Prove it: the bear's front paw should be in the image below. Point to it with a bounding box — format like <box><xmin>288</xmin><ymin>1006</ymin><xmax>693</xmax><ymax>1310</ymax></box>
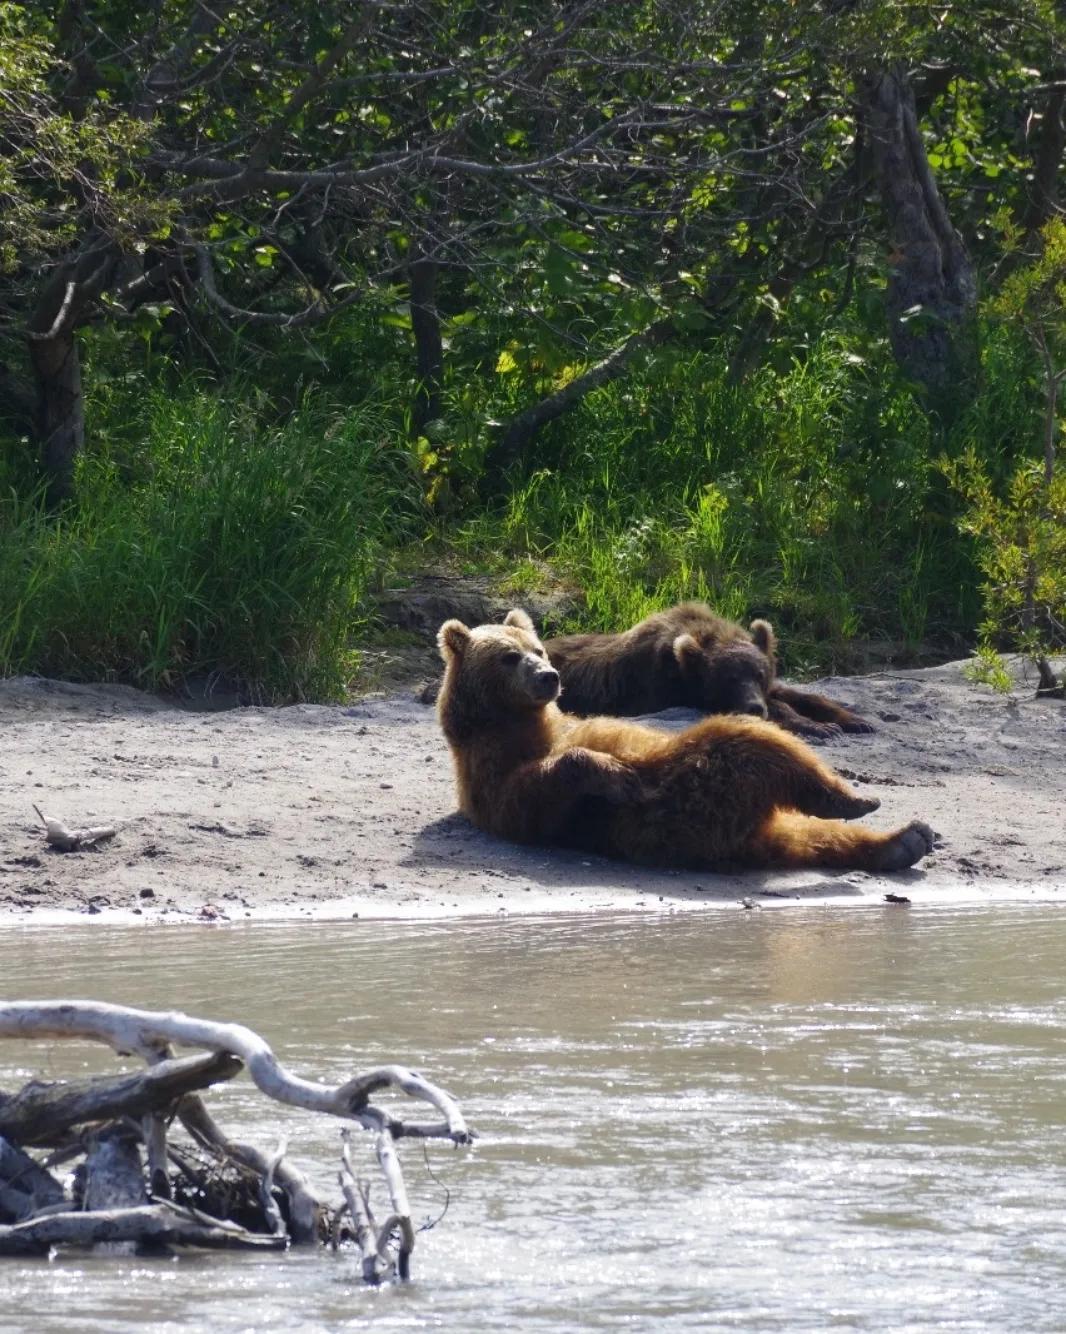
<box><xmin>797</xmin><ymin>720</ymin><xmax>844</xmax><ymax>743</ymax></box>
<box><xmin>590</xmin><ymin>755</ymin><xmax>645</xmax><ymax>803</ymax></box>
<box><xmin>557</xmin><ymin>748</ymin><xmax>645</xmax><ymax>802</ymax></box>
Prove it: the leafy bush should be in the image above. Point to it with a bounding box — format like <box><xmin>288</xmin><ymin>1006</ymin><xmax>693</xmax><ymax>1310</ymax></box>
<box><xmin>943</xmin><ymin>220</ymin><xmax>1066</xmax><ymax>694</ymax></box>
<box><xmin>943</xmin><ymin>451</ymin><xmax>1066</xmax><ymax>652</ymax></box>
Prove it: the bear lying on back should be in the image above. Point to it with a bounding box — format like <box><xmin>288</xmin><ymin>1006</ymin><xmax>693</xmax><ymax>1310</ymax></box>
<box><xmin>544</xmin><ymin>603</ymin><xmax>873</xmax><ymax>739</ymax></box>
<box><xmin>436</xmin><ymin>609</ymin><xmax>933</xmax><ymax>872</ymax></box>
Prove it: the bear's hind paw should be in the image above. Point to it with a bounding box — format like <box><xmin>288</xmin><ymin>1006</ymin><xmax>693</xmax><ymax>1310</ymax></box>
<box><xmin>878</xmin><ymin>820</ymin><xmax>936</xmax><ymax>871</ymax></box>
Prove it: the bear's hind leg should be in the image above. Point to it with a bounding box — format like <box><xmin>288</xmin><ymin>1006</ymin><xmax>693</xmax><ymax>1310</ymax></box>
<box><xmin>741</xmin><ymin>724</ymin><xmax>880</xmax><ymax>821</ymax></box>
<box><xmin>746</xmin><ymin>811</ymin><xmax>935</xmax><ymax>871</ymax></box>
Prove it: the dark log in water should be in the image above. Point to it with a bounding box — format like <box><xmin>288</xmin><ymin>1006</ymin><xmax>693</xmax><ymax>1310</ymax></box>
<box><xmin>0</xmin><ymin>1135</ymin><xmax>65</xmax><ymax>1222</ymax></box>
<box><xmin>0</xmin><ymin>1051</ymin><xmax>241</xmax><ymax>1146</ymax></box>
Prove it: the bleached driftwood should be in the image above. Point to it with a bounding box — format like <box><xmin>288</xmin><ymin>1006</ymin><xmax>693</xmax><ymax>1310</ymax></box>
<box><xmin>32</xmin><ymin>806</ymin><xmax>117</xmax><ymax>852</ymax></box>
<box><xmin>337</xmin><ymin>1129</ymin><xmax>385</xmax><ymax>1282</ymax></box>
<box><xmin>0</xmin><ymin>1001</ymin><xmax>471</xmax><ymax>1276</ymax></box>
<box><xmin>258</xmin><ymin>1139</ymin><xmax>288</xmax><ymax>1238</ymax></box>
<box><xmin>83</xmin><ymin>1131</ymin><xmax>146</xmax><ymax>1212</ymax></box>
<box><xmin>0</xmin><ymin>1003</ymin><xmax>469</xmax><ymax>1142</ymax></box>
<box><xmin>143</xmin><ymin>1112</ymin><xmax>171</xmax><ymax>1199</ymax></box>
<box><xmin>0</xmin><ymin>1202</ymin><xmax>288</xmax><ymax>1256</ymax></box>
<box><xmin>331</xmin><ymin>1126</ymin><xmax>416</xmax><ymax>1283</ymax></box>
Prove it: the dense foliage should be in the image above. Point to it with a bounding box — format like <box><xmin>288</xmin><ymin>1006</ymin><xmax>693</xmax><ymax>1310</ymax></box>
<box><xmin>0</xmin><ymin>2</ymin><xmax>1064</xmax><ymax>697</ymax></box>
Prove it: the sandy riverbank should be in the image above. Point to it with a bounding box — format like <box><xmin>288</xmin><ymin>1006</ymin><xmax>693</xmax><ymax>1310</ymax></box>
<box><xmin>0</xmin><ymin>658</ymin><xmax>1063</xmax><ymax>925</ymax></box>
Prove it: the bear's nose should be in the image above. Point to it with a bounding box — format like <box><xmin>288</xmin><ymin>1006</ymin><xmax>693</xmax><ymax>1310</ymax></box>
<box><xmin>738</xmin><ymin>697</ymin><xmax>768</xmax><ymax>718</ymax></box>
<box><xmin>534</xmin><ymin>667</ymin><xmax>560</xmax><ymax>698</ymax></box>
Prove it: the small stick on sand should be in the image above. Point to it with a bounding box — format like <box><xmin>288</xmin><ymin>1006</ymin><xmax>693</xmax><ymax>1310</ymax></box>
<box><xmin>32</xmin><ymin>805</ymin><xmax>117</xmax><ymax>851</ymax></box>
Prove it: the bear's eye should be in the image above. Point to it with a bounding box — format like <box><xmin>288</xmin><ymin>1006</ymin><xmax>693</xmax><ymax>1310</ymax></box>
<box><xmin>501</xmin><ymin>650</ymin><xmax>521</xmax><ymax>666</ymax></box>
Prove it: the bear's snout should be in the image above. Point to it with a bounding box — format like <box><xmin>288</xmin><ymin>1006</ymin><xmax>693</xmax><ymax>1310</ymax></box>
<box><xmin>531</xmin><ymin>666</ymin><xmax>561</xmax><ymax>700</ymax></box>
<box><xmin>737</xmin><ymin>696</ymin><xmax>768</xmax><ymax>718</ymax></box>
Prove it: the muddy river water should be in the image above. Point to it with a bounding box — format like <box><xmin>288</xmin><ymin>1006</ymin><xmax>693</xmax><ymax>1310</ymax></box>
<box><xmin>1</xmin><ymin>903</ymin><xmax>1064</xmax><ymax>1332</ymax></box>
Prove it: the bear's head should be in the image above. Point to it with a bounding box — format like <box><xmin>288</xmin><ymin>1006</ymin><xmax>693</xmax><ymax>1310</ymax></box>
<box><xmin>437</xmin><ymin>608</ymin><xmax>561</xmax><ymax>725</ymax></box>
<box><xmin>671</xmin><ymin>618</ymin><xmax>776</xmax><ymax>718</ymax></box>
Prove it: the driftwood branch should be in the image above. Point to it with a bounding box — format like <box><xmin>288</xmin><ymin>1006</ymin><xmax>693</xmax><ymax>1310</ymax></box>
<box><xmin>375</xmin><ymin>1127</ymin><xmax>415</xmax><ymax>1280</ymax></box>
<box><xmin>338</xmin><ymin>1130</ymin><xmax>385</xmax><ymax>1282</ymax></box>
<box><xmin>259</xmin><ymin>1139</ymin><xmax>288</xmax><ymax>1238</ymax></box>
<box><xmin>336</xmin><ymin>1127</ymin><xmax>414</xmax><ymax>1284</ymax></box>
<box><xmin>32</xmin><ymin>805</ymin><xmax>117</xmax><ymax>852</ymax></box>
<box><xmin>0</xmin><ymin>1002</ymin><xmax>470</xmax><ymax>1143</ymax></box>
<box><xmin>81</xmin><ymin>1130</ymin><xmax>146</xmax><ymax>1254</ymax></box>
<box><xmin>143</xmin><ymin>1112</ymin><xmax>171</xmax><ymax>1199</ymax></box>
<box><xmin>176</xmin><ymin>1092</ymin><xmax>322</xmax><ymax>1243</ymax></box>
<box><xmin>0</xmin><ymin>1202</ymin><xmax>288</xmax><ymax>1257</ymax></box>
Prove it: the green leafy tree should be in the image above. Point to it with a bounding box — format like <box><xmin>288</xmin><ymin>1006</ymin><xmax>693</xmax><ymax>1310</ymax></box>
<box><xmin>945</xmin><ymin>217</ymin><xmax>1066</xmax><ymax>697</ymax></box>
<box><xmin>2</xmin><ymin>0</ymin><xmax>1065</xmax><ymax>503</ymax></box>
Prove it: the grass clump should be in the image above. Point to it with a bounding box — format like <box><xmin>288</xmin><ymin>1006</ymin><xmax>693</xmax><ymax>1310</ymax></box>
<box><xmin>0</xmin><ymin>388</ymin><xmax>418</xmax><ymax>700</ymax></box>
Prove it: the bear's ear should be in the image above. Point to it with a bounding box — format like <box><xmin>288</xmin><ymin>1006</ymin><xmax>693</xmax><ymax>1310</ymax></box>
<box><xmin>503</xmin><ymin>608</ymin><xmax>536</xmax><ymax>633</ymax></box>
<box><xmin>672</xmin><ymin>632</ymin><xmax>701</xmax><ymax>669</ymax></box>
<box><xmin>750</xmin><ymin>618</ymin><xmax>776</xmax><ymax>657</ymax></box>
<box><xmin>438</xmin><ymin>619</ymin><xmax>472</xmax><ymax>663</ymax></box>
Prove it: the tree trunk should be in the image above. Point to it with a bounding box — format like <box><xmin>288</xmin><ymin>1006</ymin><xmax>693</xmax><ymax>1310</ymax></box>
<box><xmin>28</xmin><ymin>329</ymin><xmax>85</xmax><ymax>504</ymax></box>
<box><xmin>484</xmin><ymin>316</ymin><xmax>675</xmax><ymax>482</ymax></box>
<box><xmin>26</xmin><ymin>238</ymin><xmax>117</xmax><ymax>503</ymax></box>
<box><xmin>409</xmin><ymin>249</ymin><xmax>443</xmax><ymax>437</ymax></box>
<box><xmin>863</xmin><ymin>68</ymin><xmax>978</xmax><ymax>407</ymax></box>
<box><xmin>1022</xmin><ymin>84</ymin><xmax>1066</xmax><ymax>235</ymax></box>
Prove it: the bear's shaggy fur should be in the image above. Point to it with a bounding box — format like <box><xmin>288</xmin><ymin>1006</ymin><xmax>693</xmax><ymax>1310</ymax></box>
<box><xmin>544</xmin><ymin>602</ymin><xmax>873</xmax><ymax>739</ymax></box>
<box><xmin>436</xmin><ymin>609</ymin><xmax>933</xmax><ymax>872</ymax></box>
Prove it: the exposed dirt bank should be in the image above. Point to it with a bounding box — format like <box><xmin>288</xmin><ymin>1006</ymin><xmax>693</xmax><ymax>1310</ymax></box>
<box><xmin>0</xmin><ymin>659</ymin><xmax>1063</xmax><ymax>924</ymax></box>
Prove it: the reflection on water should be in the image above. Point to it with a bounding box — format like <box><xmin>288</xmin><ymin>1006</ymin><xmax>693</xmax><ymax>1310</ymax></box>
<box><xmin>1</xmin><ymin>904</ymin><xmax>1065</xmax><ymax>1332</ymax></box>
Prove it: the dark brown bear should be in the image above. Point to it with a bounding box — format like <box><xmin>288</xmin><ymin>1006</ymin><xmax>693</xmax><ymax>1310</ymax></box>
<box><xmin>436</xmin><ymin>609</ymin><xmax>933</xmax><ymax>872</ymax></box>
<box><xmin>544</xmin><ymin>602</ymin><xmax>873</xmax><ymax>740</ymax></box>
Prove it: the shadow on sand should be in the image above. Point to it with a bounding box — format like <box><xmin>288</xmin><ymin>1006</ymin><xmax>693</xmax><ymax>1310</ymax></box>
<box><xmin>403</xmin><ymin>812</ymin><xmax>928</xmax><ymax>907</ymax></box>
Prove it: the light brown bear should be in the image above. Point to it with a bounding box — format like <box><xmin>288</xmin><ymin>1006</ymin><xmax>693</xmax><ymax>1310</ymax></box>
<box><xmin>436</xmin><ymin>609</ymin><xmax>934</xmax><ymax>872</ymax></box>
<box><xmin>544</xmin><ymin>602</ymin><xmax>873</xmax><ymax>740</ymax></box>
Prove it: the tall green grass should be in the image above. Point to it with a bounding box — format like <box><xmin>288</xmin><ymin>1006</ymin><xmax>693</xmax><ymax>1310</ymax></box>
<box><xmin>0</xmin><ymin>388</ymin><xmax>419</xmax><ymax>700</ymax></box>
<box><xmin>441</xmin><ymin>327</ymin><xmax>1039</xmax><ymax>671</ymax></box>
<box><xmin>0</xmin><ymin>315</ymin><xmax>1043</xmax><ymax>697</ymax></box>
